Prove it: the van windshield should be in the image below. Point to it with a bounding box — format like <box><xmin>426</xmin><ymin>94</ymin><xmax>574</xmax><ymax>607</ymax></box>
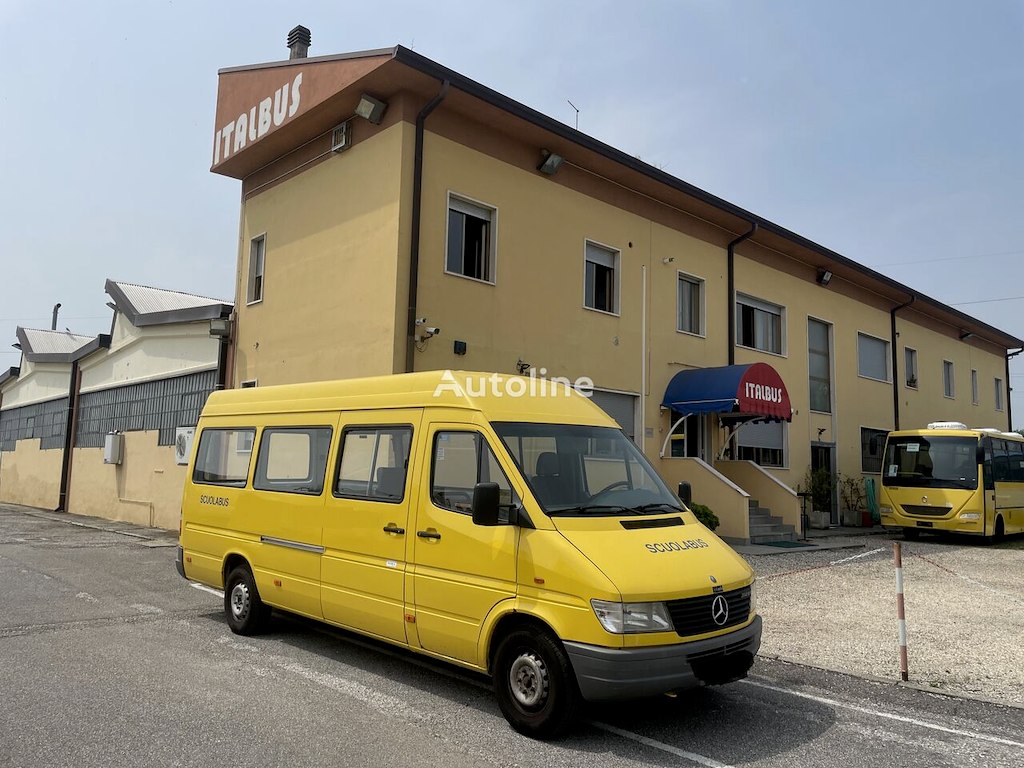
<box><xmin>493</xmin><ymin>422</ymin><xmax>682</xmax><ymax>516</ymax></box>
<box><xmin>882</xmin><ymin>435</ymin><xmax>978</xmax><ymax>490</ymax></box>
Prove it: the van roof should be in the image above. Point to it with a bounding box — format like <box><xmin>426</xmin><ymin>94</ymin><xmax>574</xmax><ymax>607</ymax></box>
<box><xmin>201</xmin><ymin>370</ymin><xmax>618</xmax><ymax>427</ymax></box>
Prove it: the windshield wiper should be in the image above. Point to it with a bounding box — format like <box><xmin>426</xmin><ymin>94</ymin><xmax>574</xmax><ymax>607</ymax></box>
<box><xmin>631</xmin><ymin>503</ymin><xmax>685</xmax><ymax>515</ymax></box>
<box><xmin>548</xmin><ymin>504</ymin><xmax>631</xmax><ymax>516</ymax></box>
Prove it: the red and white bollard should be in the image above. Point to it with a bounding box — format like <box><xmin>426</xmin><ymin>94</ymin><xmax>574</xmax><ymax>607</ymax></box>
<box><xmin>894</xmin><ymin>541</ymin><xmax>909</xmax><ymax>682</ymax></box>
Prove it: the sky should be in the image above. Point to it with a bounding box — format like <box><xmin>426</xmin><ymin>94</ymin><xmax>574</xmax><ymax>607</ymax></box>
<box><xmin>1</xmin><ymin>1</ymin><xmax>1022</xmax><ymax>422</ymax></box>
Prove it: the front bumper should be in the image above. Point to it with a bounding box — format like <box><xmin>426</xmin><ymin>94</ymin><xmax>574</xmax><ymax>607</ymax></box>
<box><xmin>564</xmin><ymin>615</ymin><xmax>762</xmax><ymax>701</ymax></box>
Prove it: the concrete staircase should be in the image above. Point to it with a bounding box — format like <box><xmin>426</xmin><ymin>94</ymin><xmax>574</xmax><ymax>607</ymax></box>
<box><xmin>748</xmin><ymin>498</ymin><xmax>797</xmax><ymax>544</ymax></box>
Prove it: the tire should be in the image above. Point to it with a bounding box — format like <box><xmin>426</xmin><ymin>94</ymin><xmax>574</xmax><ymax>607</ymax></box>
<box><xmin>492</xmin><ymin>627</ymin><xmax>580</xmax><ymax>739</ymax></box>
<box><xmin>224</xmin><ymin>565</ymin><xmax>271</xmax><ymax>635</ymax></box>
<box><xmin>902</xmin><ymin>527</ymin><xmax>919</xmax><ymax>541</ymax></box>
<box><xmin>993</xmin><ymin>516</ymin><xmax>1005</xmax><ymax>544</ymax></box>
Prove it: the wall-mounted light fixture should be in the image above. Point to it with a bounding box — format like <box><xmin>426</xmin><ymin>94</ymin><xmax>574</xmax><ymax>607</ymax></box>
<box><xmin>959</xmin><ymin>331</ymin><xmax>976</xmax><ymax>341</ymax></box>
<box><xmin>537</xmin><ymin>149</ymin><xmax>564</xmax><ymax>175</ymax></box>
<box><xmin>355</xmin><ymin>94</ymin><xmax>387</xmax><ymax>124</ymax></box>
<box><xmin>662</xmin><ymin>257</ymin><xmax>675</xmax><ymax>264</ymax></box>
<box><xmin>516</xmin><ymin>359</ymin><xmax>531</xmax><ymax>374</ymax></box>
<box><xmin>816</xmin><ymin>268</ymin><xmax>833</xmax><ymax>287</ymax></box>
<box><xmin>209</xmin><ymin>318</ymin><xmax>233</xmax><ymax>338</ymax></box>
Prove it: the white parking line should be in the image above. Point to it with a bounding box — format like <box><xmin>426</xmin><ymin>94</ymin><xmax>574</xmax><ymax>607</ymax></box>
<box><xmin>593</xmin><ymin>722</ymin><xmax>734</xmax><ymax>767</ymax></box>
<box><xmin>830</xmin><ymin>547</ymin><xmax>885</xmax><ymax>566</ymax></box>
<box><xmin>742</xmin><ymin>679</ymin><xmax>1024</xmax><ymax>748</ymax></box>
<box><xmin>189</xmin><ymin>582</ymin><xmax>224</xmax><ymax>598</ymax></box>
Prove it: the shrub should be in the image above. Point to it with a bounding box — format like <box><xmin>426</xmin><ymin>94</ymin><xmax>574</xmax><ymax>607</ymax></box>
<box><xmin>690</xmin><ymin>502</ymin><xmax>719</xmax><ymax>530</ymax></box>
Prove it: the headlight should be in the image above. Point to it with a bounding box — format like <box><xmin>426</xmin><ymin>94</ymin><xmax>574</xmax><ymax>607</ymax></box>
<box><xmin>749</xmin><ymin>580</ymin><xmax>758</xmax><ymax>615</ymax></box>
<box><xmin>880</xmin><ymin>505</ymin><xmax>893</xmax><ymax>516</ymax></box>
<box><xmin>959</xmin><ymin>512</ymin><xmax>980</xmax><ymax>520</ymax></box>
<box><xmin>591</xmin><ymin>599</ymin><xmax>673</xmax><ymax>634</ymax></box>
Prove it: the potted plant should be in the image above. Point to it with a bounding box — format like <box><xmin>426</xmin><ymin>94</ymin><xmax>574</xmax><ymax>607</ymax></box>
<box><xmin>801</xmin><ymin>468</ymin><xmax>834</xmax><ymax>529</ymax></box>
<box><xmin>838</xmin><ymin>474</ymin><xmax>868</xmax><ymax>527</ymax></box>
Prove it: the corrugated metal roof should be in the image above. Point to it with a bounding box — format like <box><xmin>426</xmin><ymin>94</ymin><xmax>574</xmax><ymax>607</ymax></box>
<box><xmin>111</xmin><ymin>281</ymin><xmax>229</xmax><ymax>315</ymax></box>
<box><xmin>20</xmin><ymin>328</ymin><xmax>94</xmax><ymax>356</ymax></box>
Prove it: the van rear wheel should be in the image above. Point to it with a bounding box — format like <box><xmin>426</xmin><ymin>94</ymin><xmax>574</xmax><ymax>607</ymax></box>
<box><xmin>224</xmin><ymin>565</ymin><xmax>271</xmax><ymax>635</ymax></box>
<box><xmin>493</xmin><ymin>627</ymin><xmax>579</xmax><ymax>739</ymax></box>
<box><xmin>902</xmin><ymin>527</ymin><xmax>919</xmax><ymax>541</ymax></box>
<box><xmin>992</xmin><ymin>516</ymin><xmax>1005</xmax><ymax>544</ymax></box>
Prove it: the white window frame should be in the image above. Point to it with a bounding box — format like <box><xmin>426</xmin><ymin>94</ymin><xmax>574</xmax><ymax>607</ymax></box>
<box><xmin>857</xmin><ymin>332</ymin><xmax>891</xmax><ymax>383</ymax></box>
<box><xmin>246</xmin><ymin>233</ymin><xmax>266</xmax><ymax>305</ymax></box>
<box><xmin>904</xmin><ymin>347</ymin><xmax>918</xmax><ymax>389</ymax></box>
<box><xmin>583</xmin><ymin>239</ymin><xmax>621</xmax><ymax>316</ymax></box>
<box><xmin>971</xmin><ymin>369</ymin><xmax>979</xmax><ymax>405</ymax></box>
<box><xmin>943</xmin><ymin>360</ymin><xmax>955</xmax><ymax>399</ymax></box>
<box><xmin>444</xmin><ymin>192</ymin><xmax>498</xmax><ymax>285</ymax></box>
<box><xmin>995</xmin><ymin>378</ymin><xmax>1005</xmax><ymax>411</ymax></box>
<box><xmin>735</xmin><ymin>293</ymin><xmax>786</xmax><ymax>356</ymax></box>
<box><xmin>676</xmin><ymin>271</ymin><xmax>705</xmax><ymax>337</ymax></box>
<box><xmin>736</xmin><ymin>420</ymin><xmax>788</xmax><ymax>468</ymax></box>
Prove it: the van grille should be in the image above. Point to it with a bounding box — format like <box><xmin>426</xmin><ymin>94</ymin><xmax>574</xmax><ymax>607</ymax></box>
<box><xmin>899</xmin><ymin>504</ymin><xmax>952</xmax><ymax>517</ymax></box>
<box><xmin>666</xmin><ymin>587</ymin><xmax>751</xmax><ymax>637</ymax></box>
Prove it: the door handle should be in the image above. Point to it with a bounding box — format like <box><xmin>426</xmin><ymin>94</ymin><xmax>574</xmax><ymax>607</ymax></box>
<box><xmin>382</xmin><ymin>525</ymin><xmax>405</xmax><ymax>535</ymax></box>
<box><xmin>416</xmin><ymin>530</ymin><xmax>441</xmax><ymax>540</ymax></box>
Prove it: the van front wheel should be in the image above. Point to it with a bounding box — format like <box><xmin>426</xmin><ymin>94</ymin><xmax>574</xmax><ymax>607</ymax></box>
<box><xmin>493</xmin><ymin>628</ymin><xmax>579</xmax><ymax>739</ymax></box>
<box><xmin>224</xmin><ymin>565</ymin><xmax>271</xmax><ymax>635</ymax></box>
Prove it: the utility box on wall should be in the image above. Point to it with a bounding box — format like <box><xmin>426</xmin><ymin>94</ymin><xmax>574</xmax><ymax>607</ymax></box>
<box><xmin>175</xmin><ymin>426</ymin><xmax>195</xmax><ymax>466</ymax></box>
<box><xmin>103</xmin><ymin>432</ymin><xmax>124</xmax><ymax>465</ymax></box>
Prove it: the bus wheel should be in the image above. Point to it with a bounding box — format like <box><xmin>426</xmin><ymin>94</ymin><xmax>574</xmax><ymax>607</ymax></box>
<box><xmin>903</xmin><ymin>527</ymin><xmax>919</xmax><ymax>541</ymax></box>
<box><xmin>224</xmin><ymin>565</ymin><xmax>271</xmax><ymax>635</ymax></box>
<box><xmin>493</xmin><ymin>627</ymin><xmax>580</xmax><ymax>739</ymax></box>
<box><xmin>993</xmin><ymin>516</ymin><xmax>1005</xmax><ymax>544</ymax></box>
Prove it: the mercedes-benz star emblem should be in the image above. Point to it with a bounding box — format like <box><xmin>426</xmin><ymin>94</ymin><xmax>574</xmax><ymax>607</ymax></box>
<box><xmin>711</xmin><ymin>594</ymin><xmax>729</xmax><ymax>626</ymax></box>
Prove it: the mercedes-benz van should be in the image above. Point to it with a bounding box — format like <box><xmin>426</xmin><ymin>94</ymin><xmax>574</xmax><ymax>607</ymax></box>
<box><xmin>177</xmin><ymin>370</ymin><xmax>760</xmax><ymax>737</ymax></box>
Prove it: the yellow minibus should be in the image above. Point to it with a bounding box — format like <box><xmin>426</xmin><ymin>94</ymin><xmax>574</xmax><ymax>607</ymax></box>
<box><xmin>176</xmin><ymin>371</ymin><xmax>760</xmax><ymax>737</ymax></box>
<box><xmin>880</xmin><ymin>421</ymin><xmax>1024</xmax><ymax>541</ymax></box>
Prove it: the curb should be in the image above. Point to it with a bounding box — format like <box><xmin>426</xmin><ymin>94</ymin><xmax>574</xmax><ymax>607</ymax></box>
<box><xmin>758</xmin><ymin>653</ymin><xmax>1024</xmax><ymax>711</ymax></box>
<box><xmin>2</xmin><ymin>503</ymin><xmax>175</xmax><ymax>543</ymax></box>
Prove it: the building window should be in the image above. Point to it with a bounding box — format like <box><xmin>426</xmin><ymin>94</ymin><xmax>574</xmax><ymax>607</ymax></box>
<box><xmin>904</xmin><ymin>348</ymin><xmax>918</xmax><ymax>388</ymax></box>
<box><xmin>247</xmin><ymin>235</ymin><xmax>266</xmax><ymax>304</ymax></box>
<box><xmin>943</xmin><ymin>360</ymin><xmax>955</xmax><ymax>398</ymax></box>
<box><xmin>736</xmin><ymin>420</ymin><xmax>785</xmax><ymax>468</ymax></box>
<box><xmin>677</xmin><ymin>273</ymin><xmax>704</xmax><ymax>335</ymax></box>
<box><xmin>995</xmin><ymin>378</ymin><xmax>1005</xmax><ymax>411</ymax></box>
<box><xmin>808</xmin><ymin>318</ymin><xmax>832</xmax><ymax>413</ymax></box>
<box><xmin>584</xmin><ymin>241</ymin><xmax>619</xmax><ymax>314</ymax></box>
<box><xmin>857</xmin><ymin>333</ymin><xmax>890</xmax><ymax>381</ymax></box>
<box><xmin>446</xmin><ymin>195</ymin><xmax>495</xmax><ymax>283</ymax></box>
<box><xmin>736</xmin><ymin>294</ymin><xmax>784</xmax><ymax>354</ymax></box>
<box><xmin>971</xmin><ymin>369</ymin><xmax>979</xmax><ymax>405</ymax></box>
<box><xmin>861</xmin><ymin>427</ymin><xmax>888</xmax><ymax>473</ymax></box>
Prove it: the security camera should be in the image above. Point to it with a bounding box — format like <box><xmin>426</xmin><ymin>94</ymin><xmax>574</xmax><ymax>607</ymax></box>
<box><xmin>423</xmin><ymin>326</ymin><xmax>441</xmax><ymax>338</ymax></box>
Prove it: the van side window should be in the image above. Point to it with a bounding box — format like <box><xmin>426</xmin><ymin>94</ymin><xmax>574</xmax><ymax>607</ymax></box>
<box><xmin>253</xmin><ymin>427</ymin><xmax>332</xmax><ymax>495</ymax></box>
<box><xmin>335</xmin><ymin>427</ymin><xmax>412</xmax><ymax>502</ymax></box>
<box><xmin>192</xmin><ymin>428</ymin><xmax>256</xmax><ymax>487</ymax></box>
<box><xmin>431</xmin><ymin>431</ymin><xmax>516</xmax><ymax>515</ymax></box>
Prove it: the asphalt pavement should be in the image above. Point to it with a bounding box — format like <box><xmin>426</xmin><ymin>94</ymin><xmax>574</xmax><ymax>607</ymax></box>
<box><xmin>1</xmin><ymin>503</ymin><xmax>1021</xmax><ymax>768</ymax></box>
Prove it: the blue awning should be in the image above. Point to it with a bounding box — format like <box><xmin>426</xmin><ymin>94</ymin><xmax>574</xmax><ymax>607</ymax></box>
<box><xmin>662</xmin><ymin>363</ymin><xmax>792</xmax><ymax>420</ymax></box>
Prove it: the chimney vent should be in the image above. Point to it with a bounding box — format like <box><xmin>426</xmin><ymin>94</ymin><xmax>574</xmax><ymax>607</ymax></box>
<box><xmin>287</xmin><ymin>25</ymin><xmax>311</xmax><ymax>59</ymax></box>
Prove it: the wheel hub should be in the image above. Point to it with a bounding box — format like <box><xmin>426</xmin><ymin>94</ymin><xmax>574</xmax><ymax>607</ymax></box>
<box><xmin>230</xmin><ymin>582</ymin><xmax>250</xmax><ymax>620</ymax></box>
<box><xmin>509</xmin><ymin>651</ymin><xmax>549</xmax><ymax>708</ymax></box>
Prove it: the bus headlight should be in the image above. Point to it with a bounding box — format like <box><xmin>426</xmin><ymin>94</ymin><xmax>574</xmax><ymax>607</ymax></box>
<box><xmin>959</xmin><ymin>512</ymin><xmax>980</xmax><ymax>521</ymax></box>
<box><xmin>880</xmin><ymin>505</ymin><xmax>893</xmax><ymax>517</ymax></box>
<box><xmin>591</xmin><ymin>600</ymin><xmax>672</xmax><ymax>634</ymax></box>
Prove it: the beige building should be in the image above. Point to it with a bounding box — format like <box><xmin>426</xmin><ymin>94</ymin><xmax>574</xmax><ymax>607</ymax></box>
<box><xmin>0</xmin><ymin>281</ymin><xmax>232</xmax><ymax>529</ymax></box>
<box><xmin>210</xmin><ymin>34</ymin><xmax>1021</xmax><ymax>542</ymax></box>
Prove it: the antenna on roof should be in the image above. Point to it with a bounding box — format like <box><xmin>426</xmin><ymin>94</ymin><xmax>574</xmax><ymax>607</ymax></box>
<box><xmin>567</xmin><ymin>100</ymin><xmax>580</xmax><ymax>131</ymax></box>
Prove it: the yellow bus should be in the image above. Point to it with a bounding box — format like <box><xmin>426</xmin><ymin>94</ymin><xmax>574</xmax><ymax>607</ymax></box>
<box><xmin>879</xmin><ymin>421</ymin><xmax>1024</xmax><ymax>541</ymax></box>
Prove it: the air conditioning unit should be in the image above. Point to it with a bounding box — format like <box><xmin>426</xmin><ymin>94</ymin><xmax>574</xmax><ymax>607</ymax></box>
<box><xmin>331</xmin><ymin>120</ymin><xmax>351</xmax><ymax>153</ymax></box>
<box><xmin>175</xmin><ymin>427</ymin><xmax>195</xmax><ymax>466</ymax></box>
<box><xmin>103</xmin><ymin>432</ymin><xmax>124</xmax><ymax>465</ymax></box>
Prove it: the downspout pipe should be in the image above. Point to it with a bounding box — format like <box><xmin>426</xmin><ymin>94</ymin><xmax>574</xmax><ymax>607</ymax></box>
<box><xmin>405</xmin><ymin>79</ymin><xmax>451</xmax><ymax>374</ymax></box>
<box><xmin>727</xmin><ymin>223</ymin><xmax>758</xmax><ymax>366</ymax></box>
<box><xmin>56</xmin><ymin>361</ymin><xmax>81</xmax><ymax>512</ymax></box>
<box><xmin>890</xmin><ymin>295</ymin><xmax>915</xmax><ymax>430</ymax></box>
<box><xmin>1007</xmin><ymin>348</ymin><xmax>1022</xmax><ymax>431</ymax></box>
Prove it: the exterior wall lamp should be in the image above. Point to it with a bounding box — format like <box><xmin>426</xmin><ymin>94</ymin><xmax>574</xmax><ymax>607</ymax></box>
<box><xmin>816</xmin><ymin>269</ymin><xmax>833</xmax><ymax>286</ymax></box>
<box><xmin>355</xmin><ymin>94</ymin><xmax>388</xmax><ymax>124</ymax></box>
<box><xmin>538</xmin><ymin>150</ymin><xmax>564</xmax><ymax>175</ymax></box>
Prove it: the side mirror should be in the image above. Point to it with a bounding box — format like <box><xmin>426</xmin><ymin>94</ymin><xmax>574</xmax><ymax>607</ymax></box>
<box><xmin>677</xmin><ymin>481</ymin><xmax>692</xmax><ymax>507</ymax></box>
<box><xmin>471</xmin><ymin>482</ymin><xmax>501</xmax><ymax>526</ymax></box>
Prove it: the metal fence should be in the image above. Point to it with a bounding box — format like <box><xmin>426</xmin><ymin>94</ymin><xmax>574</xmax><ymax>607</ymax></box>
<box><xmin>0</xmin><ymin>397</ymin><xmax>69</xmax><ymax>451</ymax></box>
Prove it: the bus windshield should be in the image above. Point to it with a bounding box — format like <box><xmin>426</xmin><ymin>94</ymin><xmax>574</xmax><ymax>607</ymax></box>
<box><xmin>493</xmin><ymin>422</ymin><xmax>682</xmax><ymax>516</ymax></box>
<box><xmin>882</xmin><ymin>435</ymin><xmax>978</xmax><ymax>489</ymax></box>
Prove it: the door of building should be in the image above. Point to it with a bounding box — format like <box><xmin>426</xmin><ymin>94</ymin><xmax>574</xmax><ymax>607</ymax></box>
<box><xmin>811</xmin><ymin>442</ymin><xmax>837</xmax><ymax>525</ymax></box>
